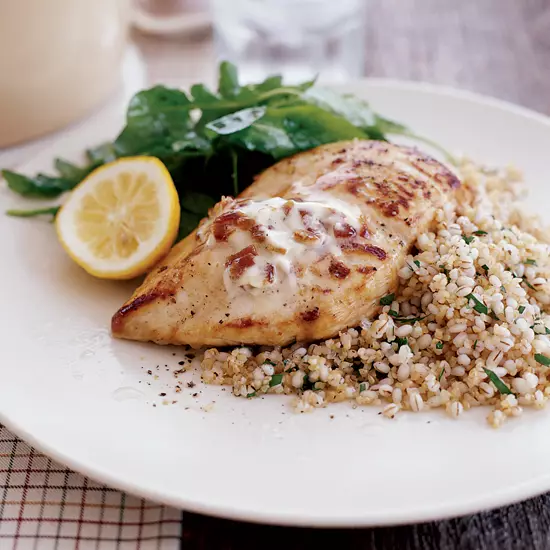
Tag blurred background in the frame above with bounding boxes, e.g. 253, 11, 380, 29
1, 0, 549, 154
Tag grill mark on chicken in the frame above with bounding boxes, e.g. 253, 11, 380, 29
300, 307, 320, 322
357, 265, 377, 275
226, 317, 267, 329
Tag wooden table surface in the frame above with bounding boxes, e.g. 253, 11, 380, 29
133, 1, 550, 548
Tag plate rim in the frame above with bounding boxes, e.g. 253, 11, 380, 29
3, 78, 550, 528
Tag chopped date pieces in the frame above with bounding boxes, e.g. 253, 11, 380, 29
357, 265, 377, 275
250, 224, 267, 242
282, 201, 294, 216
226, 245, 258, 279
213, 211, 254, 242
265, 263, 275, 284
329, 259, 351, 279
333, 222, 356, 239
341, 242, 387, 260
293, 229, 322, 243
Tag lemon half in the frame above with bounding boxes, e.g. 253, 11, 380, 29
56, 156, 180, 279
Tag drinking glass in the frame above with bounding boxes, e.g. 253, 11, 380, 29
210, 0, 367, 84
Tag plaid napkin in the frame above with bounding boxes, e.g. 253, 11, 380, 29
0, 425, 182, 549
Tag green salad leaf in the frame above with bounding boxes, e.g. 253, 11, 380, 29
3, 61, 452, 241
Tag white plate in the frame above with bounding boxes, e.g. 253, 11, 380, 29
2, 81, 550, 528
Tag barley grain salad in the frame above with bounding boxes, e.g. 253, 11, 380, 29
201, 159, 550, 428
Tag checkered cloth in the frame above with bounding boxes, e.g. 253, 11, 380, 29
0, 425, 182, 549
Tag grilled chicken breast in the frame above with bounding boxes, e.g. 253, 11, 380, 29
112, 140, 459, 347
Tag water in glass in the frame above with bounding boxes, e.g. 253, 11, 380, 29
211, 0, 366, 84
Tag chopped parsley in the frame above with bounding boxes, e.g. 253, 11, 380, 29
436, 341, 444, 350
525, 259, 537, 266
466, 293, 489, 315
500, 285, 506, 294
380, 293, 395, 306
473, 230, 488, 236
394, 337, 408, 349
518, 306, 526, 314
535, 354, 550, 367
523, 277, 536, 291
438, 367, 445, 381
269, 373, 283, 387
481, 264, 489, 273
474, 340, 478, 350
489, 311, 500, 321
263, 359, 277, 366
483, 368, 513, 395
388, 311, 426, 324
246, 392, 256, 398
359, 383, 366, 393
530, 324, 550, 335
414, 260, 421, 267
462, 235, 475, 245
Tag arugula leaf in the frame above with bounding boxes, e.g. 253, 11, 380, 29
253, 75, 283, 93
6, 206, 60, 218
181, 192, 216, 216
206, 106, 267, 135
303, 88, 384, 136
177, 211, 204, 241
86, 143, 117, 165
54, 159, 91, 183
223, 105, 366, 160
372, 114, 409, 135
190, 83, 220, 104
2, 170, 75, 198
483, 368, 513, 395
114, 86, 194, 158
218, 61, 241, 98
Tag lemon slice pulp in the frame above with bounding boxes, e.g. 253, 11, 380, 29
56, 156, 180, 279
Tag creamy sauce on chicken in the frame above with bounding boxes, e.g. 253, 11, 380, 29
209, 195, 365, 294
